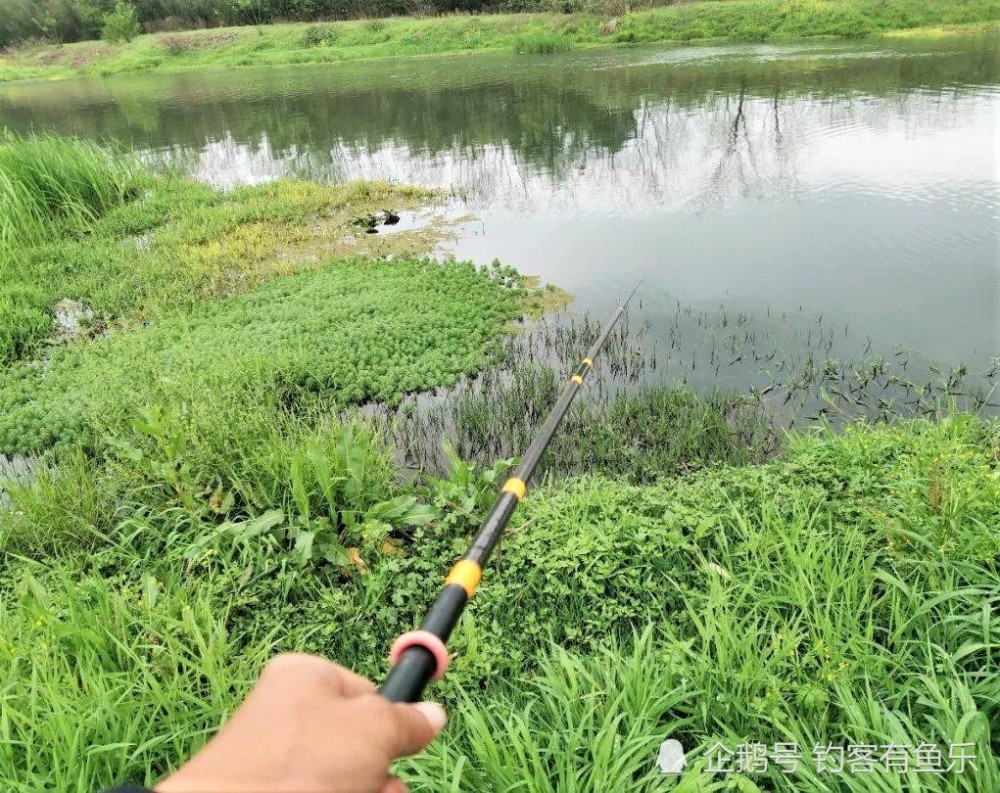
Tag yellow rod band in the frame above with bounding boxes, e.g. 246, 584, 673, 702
501, 477, 527, 499
582, 358, 593, 366
445, 560, 483, 597
571, 374, 584, 384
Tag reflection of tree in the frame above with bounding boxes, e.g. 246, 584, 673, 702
696, 80, 803, 210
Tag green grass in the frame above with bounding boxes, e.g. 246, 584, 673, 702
512, 32, 573, 54
0, 137, 443, 366
0, 134, 144, 363
1, 0, 999, 84
1, 139, 997, 789
0, 134, 140, 258
403, 418, 1000, 790
389, 355, 780, 479
2, 415, 998, 790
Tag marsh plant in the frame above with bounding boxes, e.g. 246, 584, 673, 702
0, 133, 141, 260
372, 300, 998, 480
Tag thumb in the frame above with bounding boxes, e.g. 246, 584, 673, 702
380, 700, 448, 758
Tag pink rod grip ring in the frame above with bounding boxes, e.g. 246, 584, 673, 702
388, 630, 451, 682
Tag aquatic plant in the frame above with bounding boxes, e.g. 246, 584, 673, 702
0, 257, 526, 457
373, 302, 997, 480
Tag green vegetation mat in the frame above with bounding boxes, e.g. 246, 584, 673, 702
0, 256, 526, 454
2, 0, 999, 84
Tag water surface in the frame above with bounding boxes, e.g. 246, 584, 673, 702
2, 38, 997, 391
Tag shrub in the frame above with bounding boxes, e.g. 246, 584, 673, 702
143, 15, 193, 34
300, 24, 336, 47
101, 2, 142, 43
160, 35, 191, 54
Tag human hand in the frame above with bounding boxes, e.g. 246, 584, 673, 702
157, 653, 447, 793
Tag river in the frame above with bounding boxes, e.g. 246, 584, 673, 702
2, 36, 997, 401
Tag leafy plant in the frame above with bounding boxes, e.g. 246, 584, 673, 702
101, 2, 142, 43
181, 421, 437, 569
420, 439, 515, 531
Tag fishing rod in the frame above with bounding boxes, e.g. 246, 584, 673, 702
380, 282, 642, 703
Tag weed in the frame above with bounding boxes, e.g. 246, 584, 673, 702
512, 33, 572, 54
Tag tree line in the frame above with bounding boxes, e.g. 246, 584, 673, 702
0, 0, 512, 49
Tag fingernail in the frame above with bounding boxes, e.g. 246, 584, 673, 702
413, 701, 447, 733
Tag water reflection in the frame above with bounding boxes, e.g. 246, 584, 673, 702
129, 84, 996, 221
2, 40, 996, 203
1, 38, 997, 379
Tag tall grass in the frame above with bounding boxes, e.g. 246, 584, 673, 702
512, 33, 572, 54
0, 133, 140, 258
0, 135, 141, 369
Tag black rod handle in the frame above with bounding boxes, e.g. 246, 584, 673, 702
380, 647, 436, 703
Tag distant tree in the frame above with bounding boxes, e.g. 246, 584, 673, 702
230, 0, 268, 27
101, 1, 141, 42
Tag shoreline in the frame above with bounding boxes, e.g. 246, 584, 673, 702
1, 4, 997, 86
2, 136, 999, 788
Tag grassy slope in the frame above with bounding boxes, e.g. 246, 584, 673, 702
1, 0, 999, 84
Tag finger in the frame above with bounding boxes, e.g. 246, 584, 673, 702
382, 701, 448, 758
379, 777, 409, 793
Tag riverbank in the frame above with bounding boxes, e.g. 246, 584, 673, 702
4, 412, 999, 789
1, 137, 998, 789
2, 0, 999, 85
